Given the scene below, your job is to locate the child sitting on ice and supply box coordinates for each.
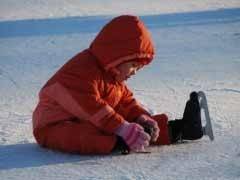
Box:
[32,15,203,154]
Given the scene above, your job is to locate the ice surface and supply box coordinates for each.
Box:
[0,1,240,180]
[0,0,240,21]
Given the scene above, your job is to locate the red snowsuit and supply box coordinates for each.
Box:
[32,15,170,154]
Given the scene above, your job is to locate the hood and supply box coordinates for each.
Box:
[90,15,155,71]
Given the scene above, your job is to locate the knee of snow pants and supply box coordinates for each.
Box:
[33,119,117,154]
[151,114,171,145]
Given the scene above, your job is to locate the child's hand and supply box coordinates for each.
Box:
[115,121,151,152]
[136,114,160,142]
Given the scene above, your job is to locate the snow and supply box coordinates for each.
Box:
[0,1,240,179]
[0,0,240,21]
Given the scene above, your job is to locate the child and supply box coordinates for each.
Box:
[32,15,203,154]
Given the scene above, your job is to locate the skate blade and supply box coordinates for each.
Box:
[198,91,214,141]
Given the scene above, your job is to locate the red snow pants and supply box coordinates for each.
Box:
[33,114,170,154]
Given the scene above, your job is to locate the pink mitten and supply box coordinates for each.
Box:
[115,121,150,152]
[136,114,160,142]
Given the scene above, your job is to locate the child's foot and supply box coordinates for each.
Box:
[168,119,184,143]
[112,136,130,154]
[181,91,203,140]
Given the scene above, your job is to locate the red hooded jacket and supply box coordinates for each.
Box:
[32,15,155,135]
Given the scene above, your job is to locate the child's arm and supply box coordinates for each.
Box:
[40,72,125,134]
[115,84,151,122]
[115,85,160,142]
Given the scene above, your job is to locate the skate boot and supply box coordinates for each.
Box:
[168,120,184,143]
[112,136,130,155]
[181,91,203,140]
[168,91,203,143]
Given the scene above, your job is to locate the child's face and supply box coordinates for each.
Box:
[115,61,143,82]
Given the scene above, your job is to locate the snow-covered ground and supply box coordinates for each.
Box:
[0,1,240,179]
[0,0,240,21]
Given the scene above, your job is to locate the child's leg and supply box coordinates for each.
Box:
[34,119,117,154]
[150,110,203,145]
[151,114,171,145]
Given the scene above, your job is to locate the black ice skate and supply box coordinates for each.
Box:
[113,136,130,155]
[198,91,214,141]
[181,91,203,140]
[168,91,214,143]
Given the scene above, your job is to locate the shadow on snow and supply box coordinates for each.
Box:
[0,8,240,38]
[0,143,111,170]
